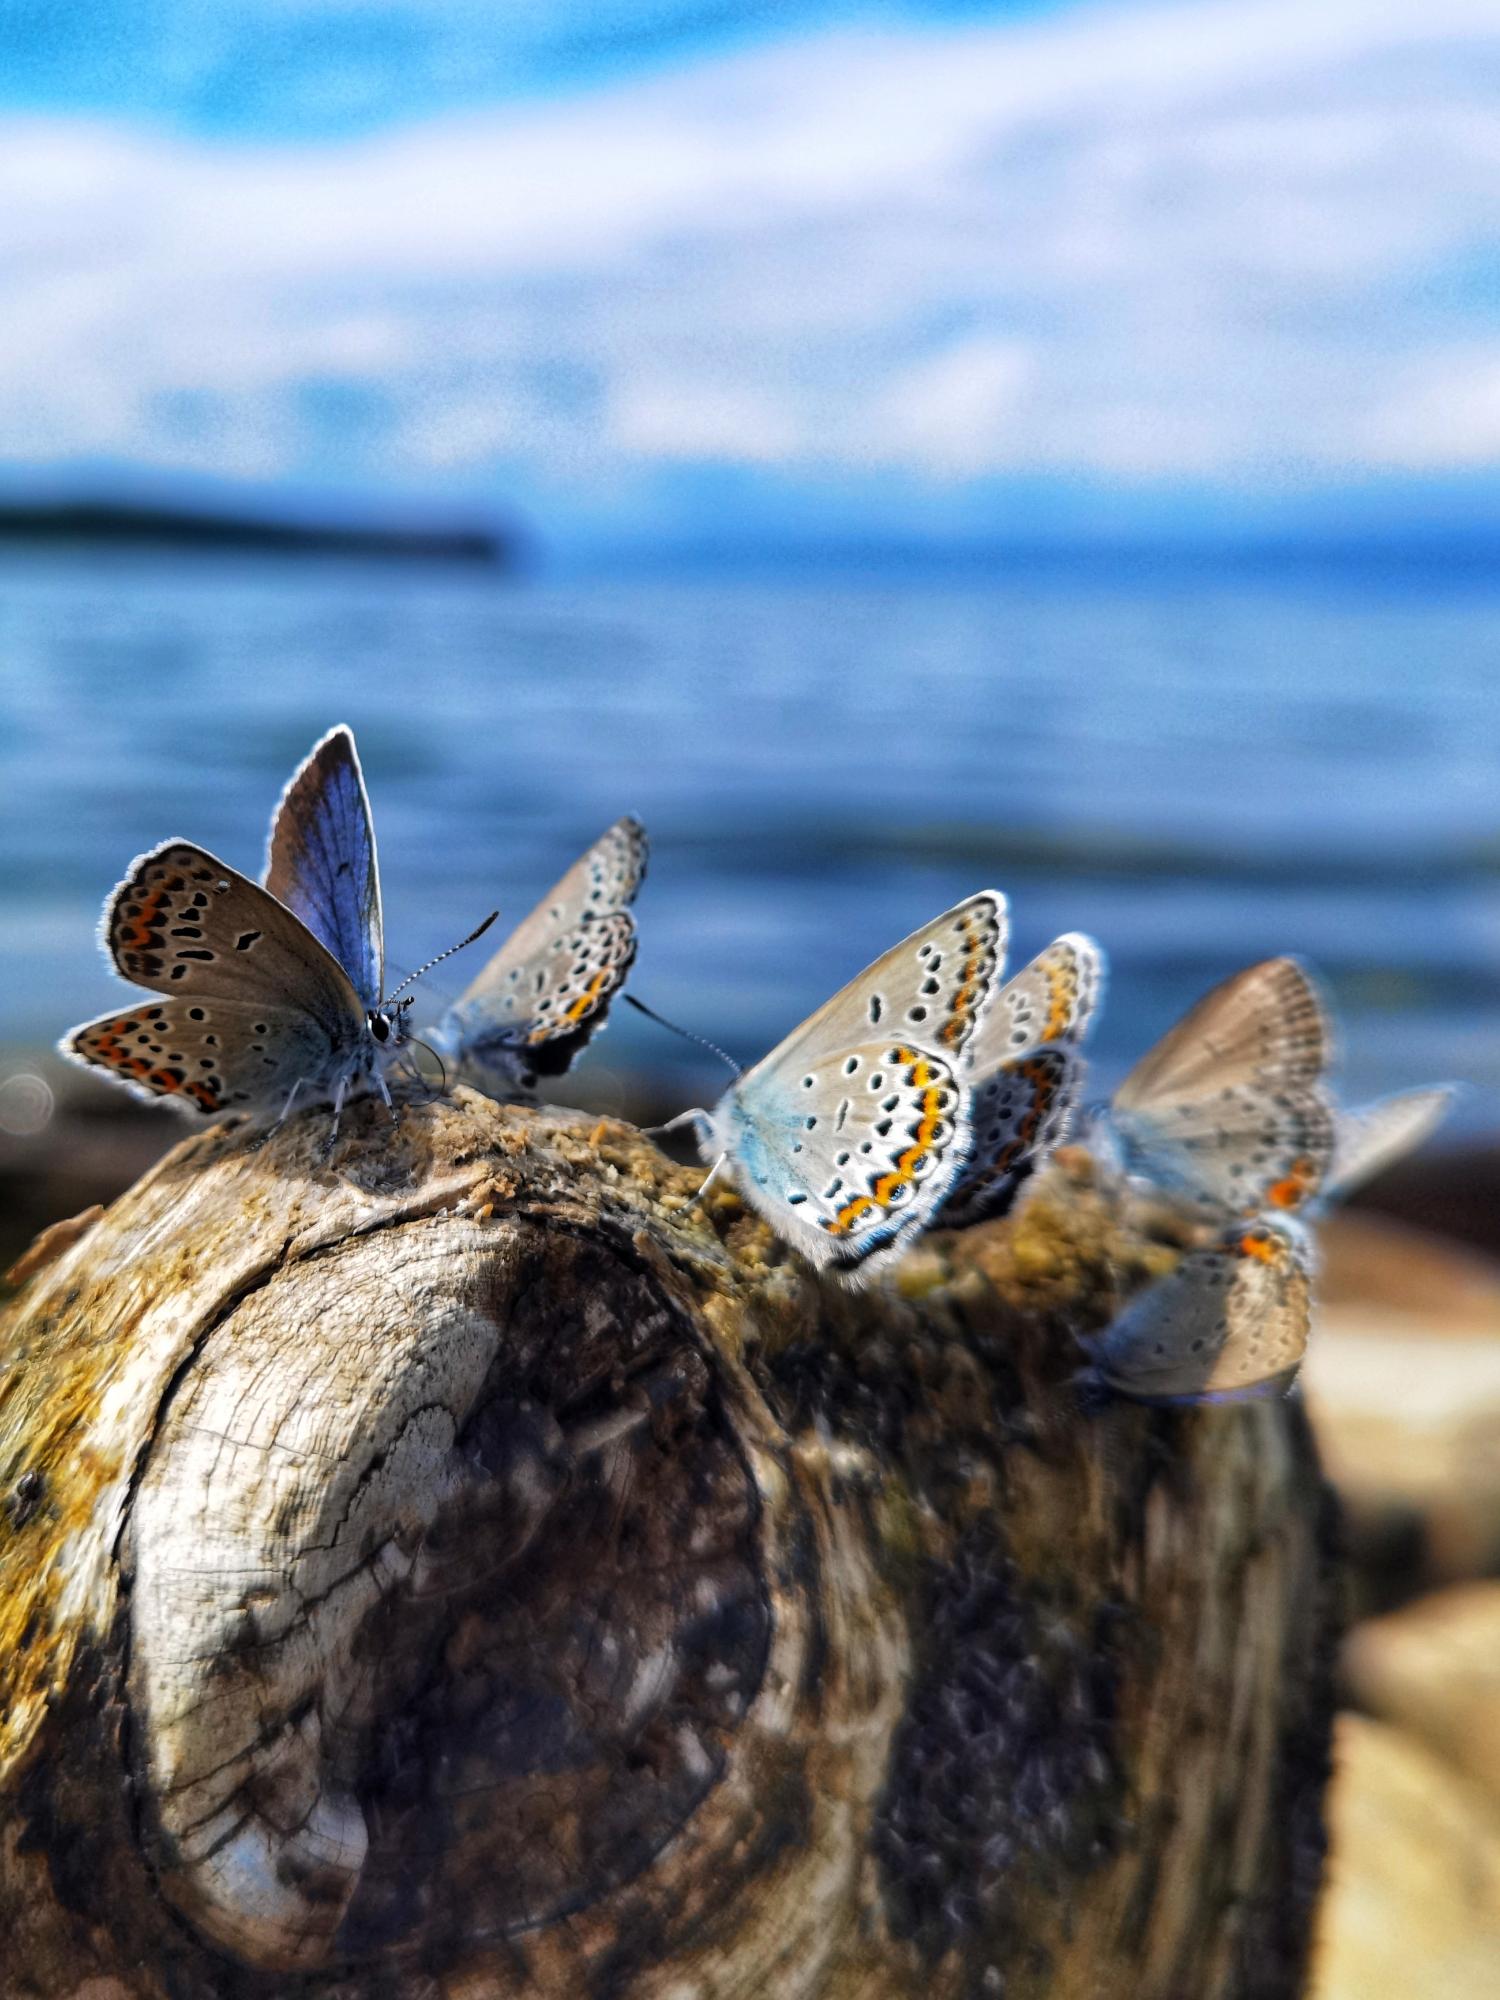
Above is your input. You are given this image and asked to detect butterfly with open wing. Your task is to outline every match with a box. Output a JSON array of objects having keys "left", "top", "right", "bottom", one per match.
[{"left": 63, "top": 726, "right": 489, "bottom": 1138}]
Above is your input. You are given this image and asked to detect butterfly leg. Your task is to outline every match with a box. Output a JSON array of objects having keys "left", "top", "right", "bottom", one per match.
[
  {"left": 642, "top": 1109, "right": 709, "bottom": 1141},
  {"left": 372, "top": 1063, "right": 399, "bottom": 1128},
  {"left": 676, "top": 1152, "right": 727, "bottom": 1216},
  {"left": 319, "top": 1072, "right": 351, "bottom": 1160},
  {"left": 247, "top": 1076, "right": 307, "bottom": 1153}
]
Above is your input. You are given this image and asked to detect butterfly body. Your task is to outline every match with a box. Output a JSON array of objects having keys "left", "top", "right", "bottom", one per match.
[
  {"left": 429, "top": 817, "right": 647, "bottom": 1100},
  {"left": 694, "top": 892, "right": 1007, "bottom": 1279}
]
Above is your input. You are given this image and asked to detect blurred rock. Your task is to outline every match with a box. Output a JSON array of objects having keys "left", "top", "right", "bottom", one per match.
[
  {"left": 1319, "top": 1210, "right": 1500, "bottom": 1331},
  {"left": 1342, "top": 1583, "right": 1500, "bottom": 1806},
  {"left": 0, "top": 1055, "right": 169, "bottom": 1284},
  {"left": 1309, "top": 1714, "right": 1500, "bottom": 1999},
  {"left": 1301, "top": 1213, "right": 1500, "bottom": 1609},
  {"left": 1350, "top": 1143, "right": 1500, "bottom": 1267}
]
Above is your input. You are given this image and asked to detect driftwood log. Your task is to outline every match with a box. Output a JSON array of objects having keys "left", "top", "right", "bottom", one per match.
[{"left": 0, "top": 1088, "right": 1337, "bottom": 1999}]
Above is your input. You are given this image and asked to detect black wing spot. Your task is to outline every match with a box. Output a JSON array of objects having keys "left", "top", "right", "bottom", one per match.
[{"left": 235, "top": 932, "right": 262, "bottom": 952}]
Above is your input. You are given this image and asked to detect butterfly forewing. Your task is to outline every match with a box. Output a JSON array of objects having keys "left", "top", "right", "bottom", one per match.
[
  {"left": 937, "top": 1044, "right": 1082, "bottom": 1228},
  {"left": 973, "top": 932, "right": 1104, "bottom": 1070},
  {"left": 756, "top": 891, "right": 1007, "bottom": 1077},
  {"left": 440, "top": 817, "right": 648, "bottom": 1088},
  {"left": 1110, "top": 957, "right": 1335, "bottom": 1215},
  {"left": 264, "top": 725, "right": 384, "bottom": 1009},
  {"left": 1115, "top": 958, "right": 1329, "bottom": 1108},
  {"left": 1093, "top": 1216, "right": 1313, "bottom": 1403},
  {"left": 1325, "top": 1086, "right": 1455, "bottom": 1202}
]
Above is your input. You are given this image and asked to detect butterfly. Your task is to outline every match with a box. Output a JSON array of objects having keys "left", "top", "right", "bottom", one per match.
[
  {"left": 425, "top": 817, "right": 648, "bottom": 1100},
  {"left": 1323, "top": 1084, "right": 1456, "bottom": 1203},
  {"left": 65, "top": 727, "right": 419, "bottom": 1130},
  {"left": 1106, "top": 957, "right": 1335, "bottom": 1218},
  {"left": 936, "top": 931, "right": 1105, "bottom": 1228},
  {"left": 1086, "top": 1213, "right": 1314, "bottom": 1404},
  {"left": 670, "top": 892, "right": 1007, "bottom": 1280}
]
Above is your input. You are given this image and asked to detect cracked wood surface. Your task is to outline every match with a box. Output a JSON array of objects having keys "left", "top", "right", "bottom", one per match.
[{"left": 0, "top": 1088, "right": 1338, "bottom": 1998}]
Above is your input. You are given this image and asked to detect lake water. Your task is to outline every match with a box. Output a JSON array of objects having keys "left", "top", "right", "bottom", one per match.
[{"left": 1, "top": 546, "right": 1497, "bottom": 1136}]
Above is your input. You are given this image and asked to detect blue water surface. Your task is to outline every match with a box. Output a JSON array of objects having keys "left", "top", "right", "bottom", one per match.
[{"left": 1, "top": 547, "right": 1496, "bottom": 1133}]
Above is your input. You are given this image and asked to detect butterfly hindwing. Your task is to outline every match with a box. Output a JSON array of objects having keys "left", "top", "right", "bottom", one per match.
[
  {"left": 264, "top": 724, "right": 384, "bottom": 1009},
  {"left": 437, "top": 817, "right": 647, "bottom": 1094},
  {"left": 1115, "top": 1079, "right": 1334, "bottom": 1216},
  {"left": 66, "top": 996, "right": 354, "bottom": 1116},
  {"left": 1325, "top": 1086, "right": 1455, "bottom": 1202},
  {"left": 1091, "top": 1216, "right": 1313, "bottom": 1403},
  {"left": 718, "top": 1039, "right": 970, "bottom": 1273},
  {"left": 937, "top": 1044, "right": 1082, "bottom": 1227}
]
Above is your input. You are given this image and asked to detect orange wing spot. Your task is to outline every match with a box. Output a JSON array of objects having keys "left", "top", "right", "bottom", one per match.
[
  {"left": 1014, "top": 1058, "right": 1056, "bottom": 1147},
  {"left": 184, "top": 1081, "right": 220, "bottom": 1112},
  {"left": 1239, "top": 1229, "right": 1280, "bottom": 1264},
  {"left": 824, "top": 1193, "right": 876, "bottom": 1237},
  {"left": 939, "top": 916, "right": 989, "bottom": 1048},
  {"left": 1043, "top": 966, "right": 1075, "bottom": 1041},
  {"left": 1265, "top": 1156, "right": 1317, "bottom": 1210},
  {"left": 825, "top": 1051, "right": 953, "bottom": 1234},
  {"left": 532, "top": 967, "right": 614, "bottom": 1041}
]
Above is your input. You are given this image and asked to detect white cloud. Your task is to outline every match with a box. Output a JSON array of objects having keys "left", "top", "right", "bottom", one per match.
[
  {"left": 610, "top": 380, "right": 800, "bottom": 463},
  {"left": 877, "top": 338, "right": 1036, "bottom": 478},
  {"left": 0, "top": 0, "right": 1497, "bottom": 500},
  {"left": 1367, "top": 348, "right": 1500, "bottom": 467}
]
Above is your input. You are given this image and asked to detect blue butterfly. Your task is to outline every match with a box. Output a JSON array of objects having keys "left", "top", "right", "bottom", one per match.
[
  {"left": 63, "top": 727, "right": 419, "bottom": 1131},
  {"left": 426, "top": 817, "right": 647, "bottom": 1100}
]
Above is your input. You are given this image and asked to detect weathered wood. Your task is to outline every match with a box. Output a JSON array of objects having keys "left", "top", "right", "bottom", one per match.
[{"left": 0, "top": 1088, "right": 1337, "bottom": 1998}]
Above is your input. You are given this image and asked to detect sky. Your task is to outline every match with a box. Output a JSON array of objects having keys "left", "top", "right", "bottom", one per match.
[{"left": 2, "top": 0, "right": 1499, "bottom": 548}]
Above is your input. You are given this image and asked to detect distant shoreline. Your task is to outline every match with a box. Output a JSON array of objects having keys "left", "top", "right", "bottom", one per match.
[{"left": 0, "top": 498, "right": 512, "bottom": 564}]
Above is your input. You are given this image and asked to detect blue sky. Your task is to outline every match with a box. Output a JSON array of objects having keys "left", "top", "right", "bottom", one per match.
[{"left": 2, "top": 0, "right": 1498, "bottom": 547}]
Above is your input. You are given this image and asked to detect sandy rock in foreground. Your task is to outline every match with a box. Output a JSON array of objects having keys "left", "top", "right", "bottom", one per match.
[
  {"left": 1342, "top": 1583, "right": 1500, "bottom": 1806},
  {"left": 1309, "top": 1714, "right": 1500, "bottom": 2000},
  {"left": 1301, "top": 1216, "right": 1500, "bottom": 1598}
]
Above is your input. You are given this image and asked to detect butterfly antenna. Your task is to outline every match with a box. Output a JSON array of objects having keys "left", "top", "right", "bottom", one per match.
[
  {"left": 385, "top": 911, "right": 499, "bottom": 1004},
  {"left": 625, "top": 994, "right": 741, "bottom": 1077}
]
